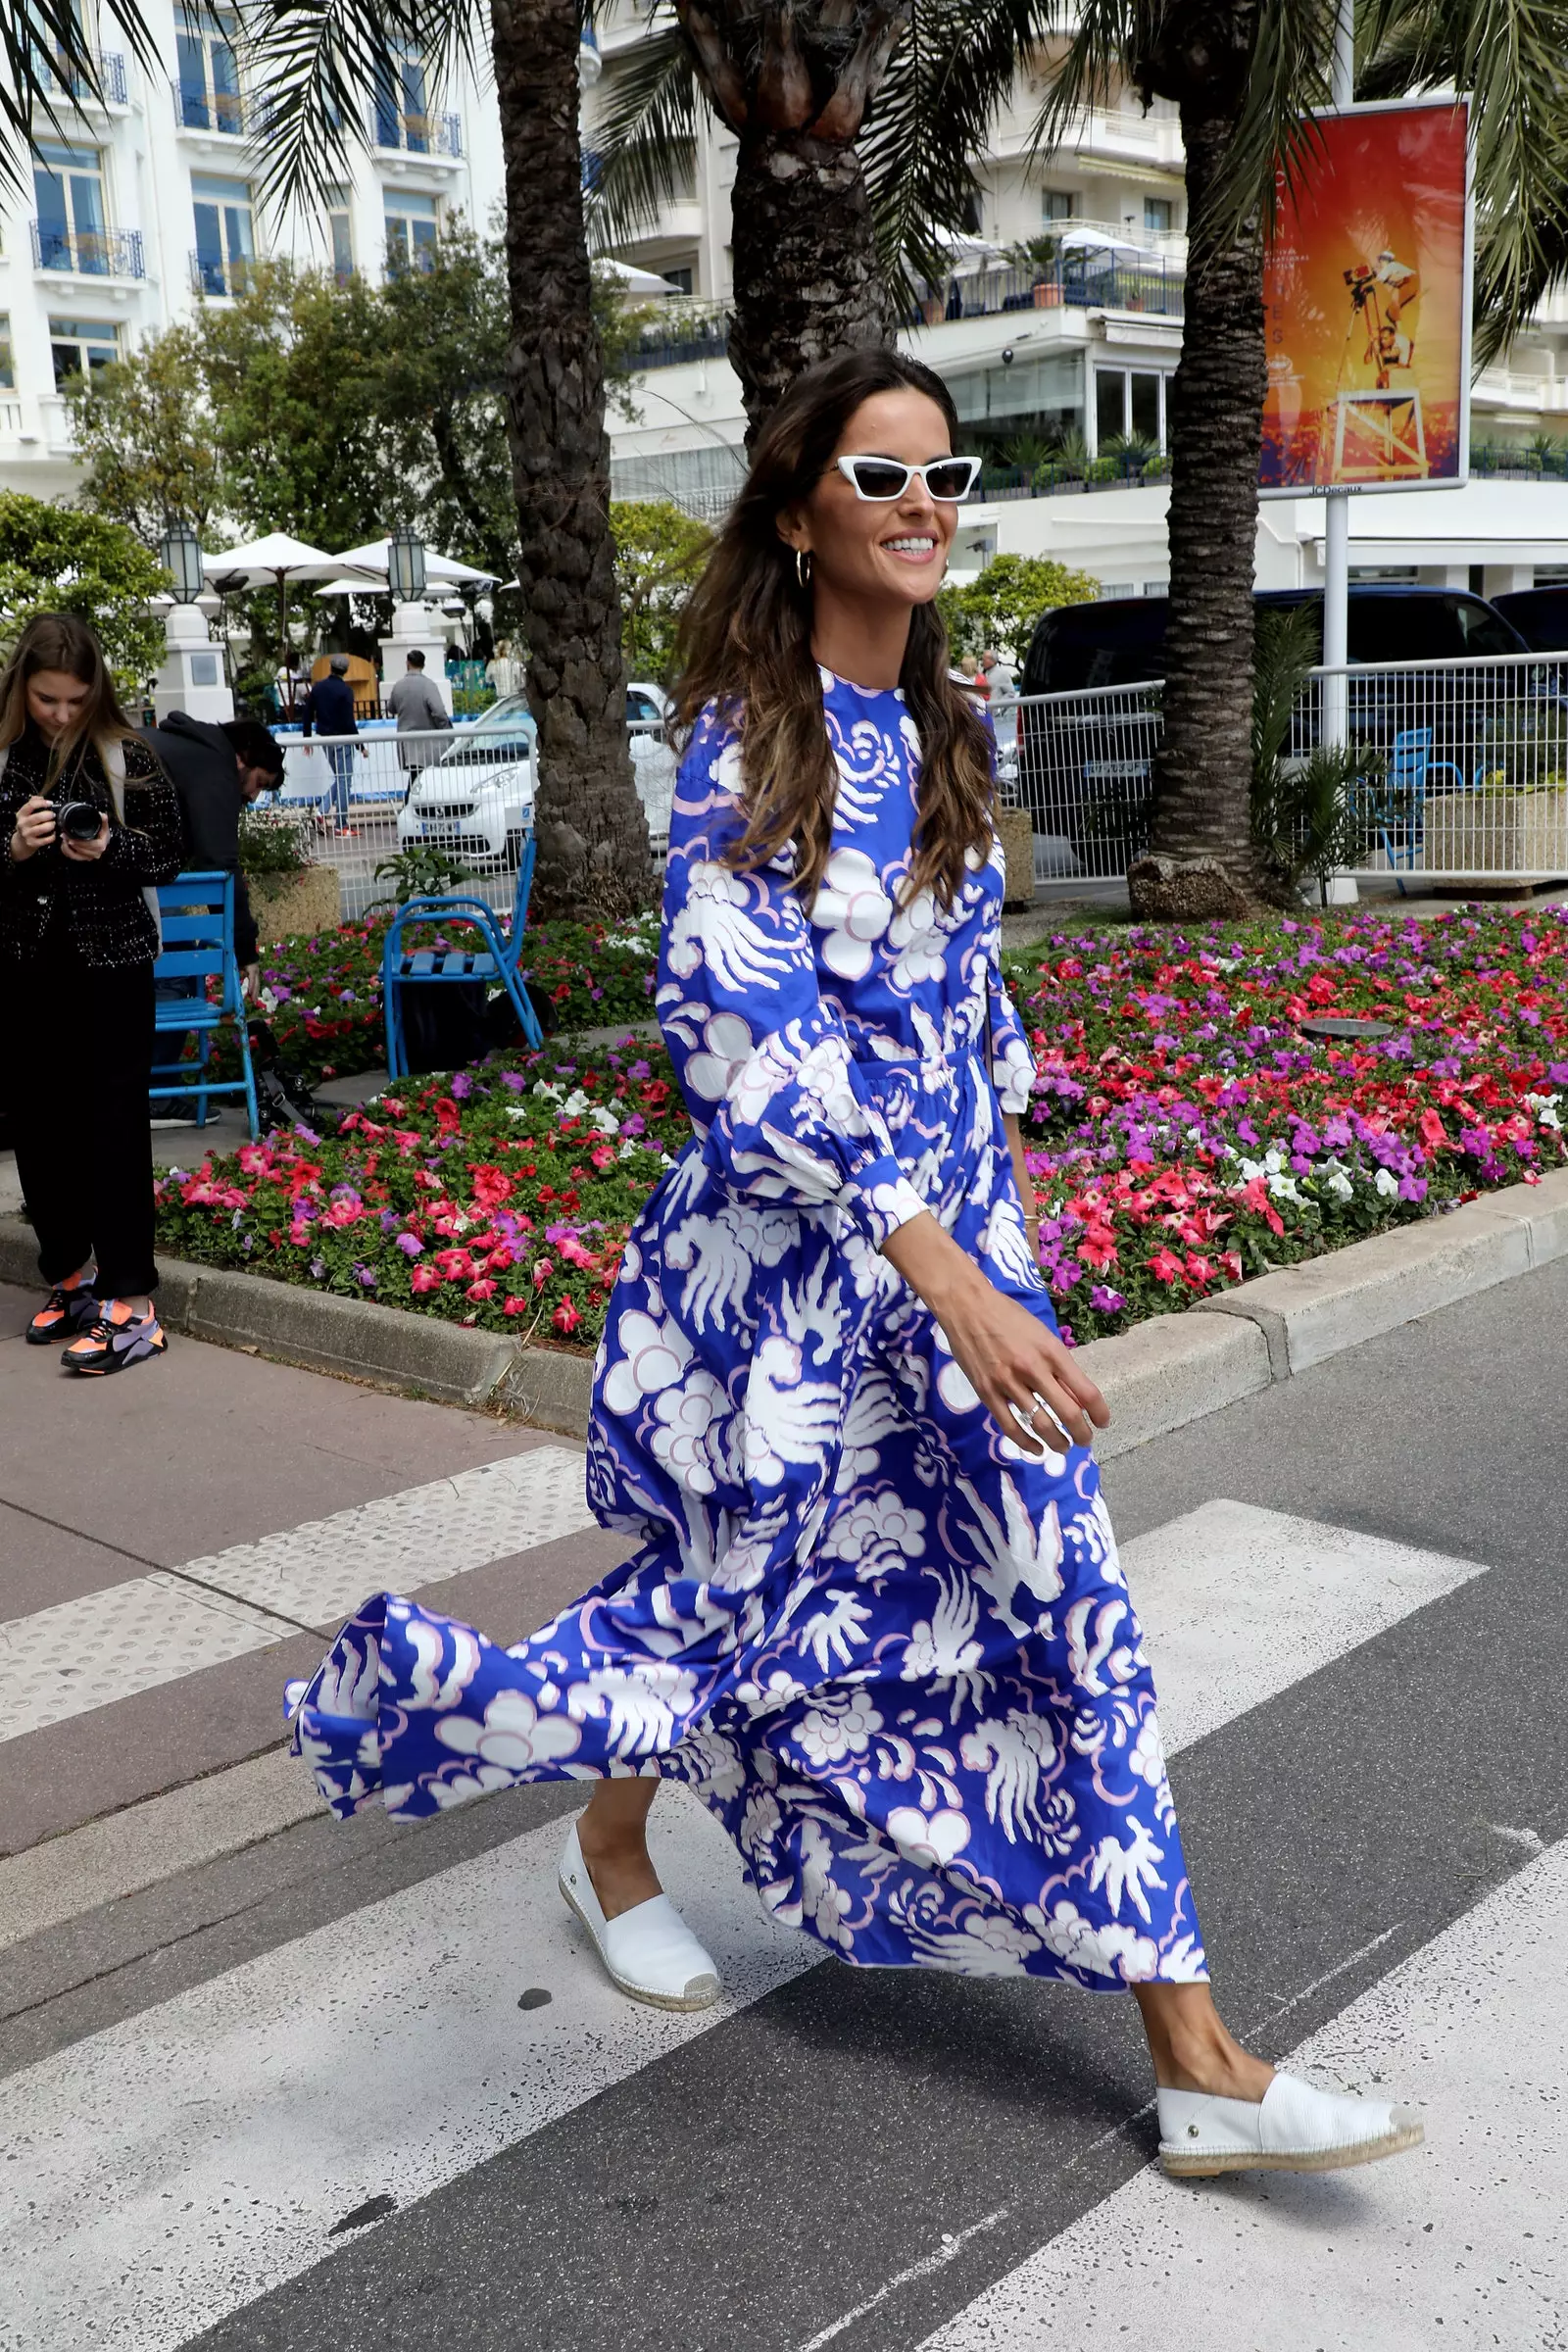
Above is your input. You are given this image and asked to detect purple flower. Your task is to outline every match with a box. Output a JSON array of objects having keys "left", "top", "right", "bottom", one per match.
[
  {"left": 356, "top": 1264, "right": 377, "bottom": 1288},
  {"left": 1090, "top": 1284, "right": 1125, "bottom": 1313},
  {"left": 396, "top": 1232, "right": 424, "bottom": 1257},
  {"left": 309, "top": 1257, "right": 326, "bottom": 1279},
  {"left": 452, "top": 1072, "right": 472, "bottom": 1099},
  {"left": 1398, "top": 1174, "right": 1428, "bottom": 1202}
]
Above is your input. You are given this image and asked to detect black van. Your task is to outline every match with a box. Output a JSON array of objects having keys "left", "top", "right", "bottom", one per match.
[
  {"left": 1017, "top": 585, "right": 1538, "bottom": 856},
  {"left": 1492, "top": 585, "right": 1568, "bottom": 653}
]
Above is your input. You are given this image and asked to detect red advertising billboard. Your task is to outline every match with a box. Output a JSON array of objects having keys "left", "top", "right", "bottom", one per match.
[{"left": 1261, "top": 100, "right": 1472, "bottom": 495}]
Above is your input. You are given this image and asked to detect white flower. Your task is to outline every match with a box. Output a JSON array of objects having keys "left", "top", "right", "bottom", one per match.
[
  {"left": 1373, "top": 1166, "right": 1399, "bottom": 1198},
  {"left": 433, "top": 1687, "right": 582, "bottom": 1771}
]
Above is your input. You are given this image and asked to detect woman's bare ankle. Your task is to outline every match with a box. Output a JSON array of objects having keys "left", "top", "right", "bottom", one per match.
[
  {"left": 1154, "top": 2035, "right": 1275, "bottom": 2101},
  {"left": 575, "top": 1807, "right": 662, "bottom": 1920}
]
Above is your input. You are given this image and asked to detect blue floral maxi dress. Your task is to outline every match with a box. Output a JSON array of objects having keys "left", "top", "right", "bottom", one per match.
[{"left": 291, "top": 673, "right": 1207, "bottom": 1990}]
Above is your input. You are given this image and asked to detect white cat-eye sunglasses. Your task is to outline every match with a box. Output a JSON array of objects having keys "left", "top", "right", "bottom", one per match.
[{"left": 833, "top": 454, "right": 982, "bottom": 503}]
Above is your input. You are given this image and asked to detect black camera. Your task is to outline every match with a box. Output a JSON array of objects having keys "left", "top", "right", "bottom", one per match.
[{"left": 54, "top": 800, "right": 104, "bottom": 842}]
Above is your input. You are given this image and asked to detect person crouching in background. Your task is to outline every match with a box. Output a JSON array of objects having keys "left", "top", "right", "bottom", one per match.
[{"left": 0, "top": 613, "right": 184, "bottom": 1373}]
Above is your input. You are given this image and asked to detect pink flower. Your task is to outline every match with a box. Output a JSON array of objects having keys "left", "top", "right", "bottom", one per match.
[
  {"left": 465, "top": 1278, "right": 497, "bottom": 1302},
  {"left": 410, "top": 1265, "right": 442, "bottom": 1295},
  {"left": 553, "top": 1298, "right": 581, "bottom": 1336},
  {"left": 1148, "top": 1247, "right": 1185, "bottom": 1285}
]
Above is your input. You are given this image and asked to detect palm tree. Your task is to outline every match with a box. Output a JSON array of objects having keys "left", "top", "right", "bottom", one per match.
[
  {"left": 597, "top": 0, "right": 1568, "bottom": 915},
  {"left": 0, "top": 0, "right": 651, "bottom": 918}
]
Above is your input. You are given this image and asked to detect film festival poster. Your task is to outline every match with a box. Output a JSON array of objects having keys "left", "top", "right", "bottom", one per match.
[{"left": 1260, "top": 101, "right": 1472, "bottom": 496}]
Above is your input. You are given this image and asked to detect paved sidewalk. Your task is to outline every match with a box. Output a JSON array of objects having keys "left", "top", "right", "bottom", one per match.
[{"left": 0, "top": 1287, "right": 629, "bottom": 1857}]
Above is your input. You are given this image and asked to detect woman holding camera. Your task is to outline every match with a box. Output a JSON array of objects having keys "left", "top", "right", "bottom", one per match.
[{"left": 0, "top": 612, "right": 183, "bottom": 1373}]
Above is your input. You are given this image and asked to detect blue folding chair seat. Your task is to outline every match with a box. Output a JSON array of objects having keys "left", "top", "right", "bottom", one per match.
[
  {"left": 150, "top": 869, "right": 260, "bottom": 1135},
  {"left": 381, "top": 835, "right": 545, "bottom": 1079}
]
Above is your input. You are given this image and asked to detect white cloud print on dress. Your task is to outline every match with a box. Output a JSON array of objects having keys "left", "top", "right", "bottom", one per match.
[
  {"left": 602, "top": 1305, "right": 693, "bottom": 1416},
  {"left": 665, "top": 860, "right": 796, "bottom": 996},
  {"left": 811, "top": 847, "right": 895, "bottom": 981},
  {"left": 433, "top": 1687, "right": 583, "bottom": 1772}
]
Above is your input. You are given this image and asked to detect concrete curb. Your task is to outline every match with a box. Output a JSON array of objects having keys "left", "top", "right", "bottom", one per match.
[
  {"left": 0, "top": 1218, "right": 593, "bottom": 1435},
  {"left": 3, "top": 1166, "right": 1565, "bottom": 1448}
]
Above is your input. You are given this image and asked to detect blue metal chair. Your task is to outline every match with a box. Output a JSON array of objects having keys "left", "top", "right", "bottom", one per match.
[
  {"left": 149, "top": 869, "right": 260, "bottom": 1135},
  {"left": 380, "top": 835, "right": 545, "bottom": 1079}
]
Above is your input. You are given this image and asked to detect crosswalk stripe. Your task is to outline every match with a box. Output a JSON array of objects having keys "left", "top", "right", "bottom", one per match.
[
  {"left": 0, "top": 1446, "right": 592, "bottom": 1743},
  {"left": 0, "top": 1502, "right": 1493, "bottom": 2351},
  {"left": 918, "top": 1834, "right": 1568, "bottom": 2352}
]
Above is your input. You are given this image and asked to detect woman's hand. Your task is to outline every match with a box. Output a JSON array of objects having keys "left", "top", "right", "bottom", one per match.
[
  {"left": 9, "top": 795, "right": 57, "bottom": 861},
  {"left": 882, "top": 1211, "right": 1108, "bottom": 1456},
  {"left": 60, "top": 814, "right": 111, "bottom": 862}
]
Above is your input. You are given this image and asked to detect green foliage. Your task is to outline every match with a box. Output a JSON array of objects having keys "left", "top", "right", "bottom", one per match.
[
  {"left": 1250, "top": 606, "right": 1384, "bottom": 898},
  {"left": 611, "top": 501, "right": 712, "bottom": 682},
  {"left": 370, "top": 843, "right": 474, "bottom": 906},
  {"left": 62, "top": 326, "right": 216, "bottom": 542},
  {"left": 937, "top": 552, "right": 1099, "bottom": 666},
  {"left": 0, "top": 493, "right": 167, "bottom": 692}
]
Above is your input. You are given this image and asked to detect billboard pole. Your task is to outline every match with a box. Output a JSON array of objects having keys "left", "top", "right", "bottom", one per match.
[{"left": 1321, "top": 0, "right": 1355, "bottom": 750}]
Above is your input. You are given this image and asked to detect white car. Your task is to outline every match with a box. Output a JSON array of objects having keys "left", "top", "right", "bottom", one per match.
[
  {"left": 397, "top": 692, "right": 537, "bottom": 868},
  {"left": 396, "top": 684, "right": 676, "bottom": 869}
]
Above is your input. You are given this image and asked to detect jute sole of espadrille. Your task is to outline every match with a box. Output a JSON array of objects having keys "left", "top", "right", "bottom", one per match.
[{"left": 1160, "top": 2115, "right": 1425, "bottom": 2179}]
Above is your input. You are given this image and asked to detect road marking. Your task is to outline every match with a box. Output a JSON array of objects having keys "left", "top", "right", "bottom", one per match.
[
  {"left": 0, "top": 1503, "right": 1494, "bottom": 2349},
  {"left": 1119, "top": 1497, "right": 1487, "bottom": 1753},
  {"left": 0, "top": 1446, "right": 593, "bottom": 1744},
  {"left": 920, "top": 1837, "right": 1568, "bottom": 2352}
]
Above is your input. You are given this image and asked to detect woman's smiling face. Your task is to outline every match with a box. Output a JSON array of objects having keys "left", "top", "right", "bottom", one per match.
[{"left": 781, "top": 388, "right": 962, "bottom": 614}]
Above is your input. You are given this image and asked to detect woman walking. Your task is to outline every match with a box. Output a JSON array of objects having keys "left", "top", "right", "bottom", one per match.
[
  {"left": 292, "top": 353, "right": 1419, "bottom": 2180},
  {"left": 0, "top": 612, "right": 183, "bottom": 1372}
]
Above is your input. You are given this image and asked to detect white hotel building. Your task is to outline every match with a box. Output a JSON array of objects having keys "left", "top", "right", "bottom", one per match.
[
  {"left": 0, "top": 3, "right": 505, "bottom": 503},
  {"left": 4, "top": 4, "right": 1568, "bottom": 598}
]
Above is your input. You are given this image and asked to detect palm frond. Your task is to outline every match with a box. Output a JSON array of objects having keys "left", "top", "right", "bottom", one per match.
[
  {"left": 0, "top": 0, "right": 164, "bottom": 195},
  {"left": 237, "top": 0, "right": 483, "bottom": 220},
  {"left": 1363, "top": 0, "right": 1568, "bottom": 361},
  {"left": 585, "top": 16, "right": 705, "bottom": 251},
  {"left": 861, "top": 0, "right": 1038, "bottom": 299}
]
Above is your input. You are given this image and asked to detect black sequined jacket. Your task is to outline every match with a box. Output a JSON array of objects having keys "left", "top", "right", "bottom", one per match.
[{"left": 0, "top": 727, "right": 184, "bottom": 968}]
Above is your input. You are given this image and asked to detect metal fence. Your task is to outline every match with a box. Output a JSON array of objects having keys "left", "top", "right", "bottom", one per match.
[
  {"left": 995, "top": 648, "right": 1568, "bottom": 887},
  {"left": 274, "top": 722, "right": 677, "bottom": 922}
]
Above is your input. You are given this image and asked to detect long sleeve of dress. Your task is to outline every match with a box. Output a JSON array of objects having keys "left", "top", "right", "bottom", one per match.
[
  {"left": 656, "top": 716, "right": 929, "bottom": 1251},
  {"left": 987, "top": 953, "right": 1036, "bottom": 1115}
]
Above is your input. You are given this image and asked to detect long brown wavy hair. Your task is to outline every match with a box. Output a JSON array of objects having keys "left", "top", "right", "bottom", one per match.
[
  {"left": 675, "top": 349, "right": 994, "bottom": 908},
  {"left": 0, "top": 611, "right": 137, "bottom": 787}
]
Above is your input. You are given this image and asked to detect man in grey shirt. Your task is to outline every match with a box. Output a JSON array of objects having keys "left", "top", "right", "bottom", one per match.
[{"left": 386, "top": 650, "right": 453, "bottom": 792}]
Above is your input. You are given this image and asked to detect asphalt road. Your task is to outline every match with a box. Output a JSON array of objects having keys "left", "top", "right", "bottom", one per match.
[{"left": 2, "top": 1257, "right": 1565, "bottom": 2352}]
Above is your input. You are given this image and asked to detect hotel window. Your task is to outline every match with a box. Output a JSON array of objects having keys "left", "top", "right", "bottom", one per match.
[
  {"left": 1096, "top": 366, "right": 1166, "bottom": 450},
  {"left": 1144, "top": 196, "right": 1174, "bottom": 236},
  {"left": 49, "top": 315, "right": 119, "bottom": 387},
  {"left": 384, "top": 189, "right": 438, "bottom": 273},
  {"left": 373, "top": 45, "right": 432, "bottom": 151},
  {"left": 175, "top": 9, "right": 242, "bottom": 131},
  {"left": 192, "top": 173, "right": 255, "bottom": 295},
  {"left": 1042, "top": 190, "right": 1075, "bottom": 223},
  {"left": 0, "top": 315, "right": 13, "bottom": 388},
  {"left": 33, "top": 140, "right": 107, "bottom": 271},
  {"left": 326, "top": 187, "right": 354, "bottom": 282}
]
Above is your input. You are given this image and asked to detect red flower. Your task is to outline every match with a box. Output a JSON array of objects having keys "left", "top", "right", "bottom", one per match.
[
  {"left": 503, "top": 1294, "right": 530, "bottom": 1316},
  {"left": 1148, "top": 1247, "right": 1185, "bottom": 1285},
  {"left": 465, "top": 1278, "right": 498, "bottom": 1302},
  {"left": 410, "top": 1265, "right": 442, "bottom": 1295},
  {"left": 553, "top": 1298, "right": 581, "bottom": 1336}
]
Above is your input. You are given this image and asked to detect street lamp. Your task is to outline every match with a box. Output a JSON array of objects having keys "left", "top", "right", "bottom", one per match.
[
  {"left": 388, "top": 523, "right": 426, "bottom": 603},
  {"left": 159, "top": 516, "right": 205, "bottom": 606}
]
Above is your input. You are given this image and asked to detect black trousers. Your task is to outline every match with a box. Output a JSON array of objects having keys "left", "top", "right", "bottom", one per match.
[{"left": 1, "top": 933, "right": 159, "bottom": 1298}]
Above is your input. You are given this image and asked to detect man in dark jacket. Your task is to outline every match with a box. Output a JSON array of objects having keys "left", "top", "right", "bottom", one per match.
[
  {"left": 140, "top": 712, "right": 284, "bottom": 981},
  {"left": 298, "top": 653, "right": 366, "bottom": 832}
]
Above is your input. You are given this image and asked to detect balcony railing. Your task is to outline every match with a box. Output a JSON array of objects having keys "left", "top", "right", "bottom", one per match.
[
  {"left": 30, "top": 221, "right": 144, "bottom": 278},
  {"left": 30, "top": 46, "right": 126, "bottom": 106},
  {"left": 190, "top": 250, "right": 254, "bottom": 298},
  {"left": 172, "top": 80, "right": 257, "bottom": 136},
  {"left": 368, "top": 103, "right": 463, "bottom": 158}
]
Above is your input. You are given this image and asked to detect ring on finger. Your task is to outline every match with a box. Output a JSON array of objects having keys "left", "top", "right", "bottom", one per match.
[{"left": 1032, "top": 1391, "right": 1080, "bottom": 1446}]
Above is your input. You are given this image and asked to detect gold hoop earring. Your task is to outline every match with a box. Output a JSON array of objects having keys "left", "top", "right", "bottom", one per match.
[{"left": 796, "top": 548, "right": 812, "bottom": 588}]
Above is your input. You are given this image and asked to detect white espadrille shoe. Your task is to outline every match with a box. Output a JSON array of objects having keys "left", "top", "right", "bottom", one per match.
[
  {"left": 558, "top": 1822, "right": 721, "bottom": 2012},
  {"left": 1158, "top": 2072, "right": 1424, "bottom": 2178}
]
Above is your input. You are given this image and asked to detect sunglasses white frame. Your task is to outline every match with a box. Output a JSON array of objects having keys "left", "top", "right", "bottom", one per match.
[{"left": 834, "top": 454, "right": 982, "bottom": 504}]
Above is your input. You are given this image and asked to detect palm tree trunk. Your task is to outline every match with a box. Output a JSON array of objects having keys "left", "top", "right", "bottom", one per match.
[
  {"left": 1129, "top": 51, "right": 1269, "bottom": 920},
  {"left": 728, "top": 133, "right": 891, "bottom": 438},
  {"left": 490, "top": 0, "right": 651, "bottom": 917}
]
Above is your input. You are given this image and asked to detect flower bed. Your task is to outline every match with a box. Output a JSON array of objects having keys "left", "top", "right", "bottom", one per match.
[
  {"left": 154, "top": 1044, "right": 692, "bottom": 1340},
  {"left": 154, "top": 906, "right": 1568, "bottom": 1355},
  {"left": 207, "top": 909, "right": 662, "bottom": 1090},
  {"left": 1005, "top": 906, "right": 1568, "bottom": 1345}
]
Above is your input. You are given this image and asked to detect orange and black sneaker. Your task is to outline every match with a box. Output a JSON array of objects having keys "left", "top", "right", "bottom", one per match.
[
  {"left": 61, "top": 1298, "right": 168, "bottom": 1376},
  {"left": 26, "top": 1273, "right": 97, "bottom": 1346}
]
